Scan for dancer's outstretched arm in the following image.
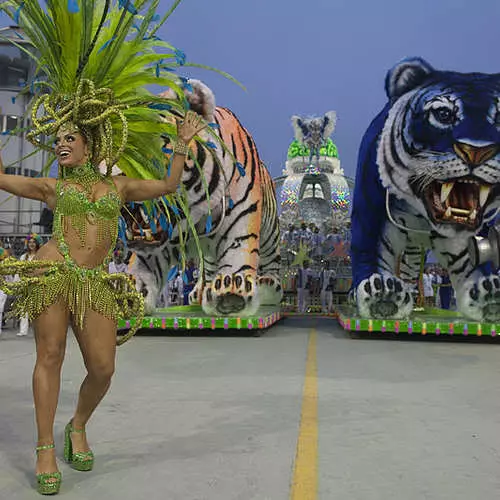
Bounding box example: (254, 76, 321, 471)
(0, 150, 55, 204)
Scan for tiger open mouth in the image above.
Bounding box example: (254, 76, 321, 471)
(424, 178, 493, 229)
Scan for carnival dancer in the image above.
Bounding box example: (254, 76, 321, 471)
(17, 233, 43, 336)
(0, 1, 210, 495)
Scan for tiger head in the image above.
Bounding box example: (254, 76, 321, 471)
(378, 57, 500, 234)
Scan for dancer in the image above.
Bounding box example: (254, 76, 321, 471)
(0, 110, 204, 496)
(17, 233, 43, 336)
(0, 1, 209, 495)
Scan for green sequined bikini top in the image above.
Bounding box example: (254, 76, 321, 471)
(53, 162, 123, 269)
(57, 184, 122, 219)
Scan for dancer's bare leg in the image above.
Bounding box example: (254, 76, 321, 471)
(70, 310, 117, 455)
(33, 301, 70, 477)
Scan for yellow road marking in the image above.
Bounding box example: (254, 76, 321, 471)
(290, 328, 318, 500)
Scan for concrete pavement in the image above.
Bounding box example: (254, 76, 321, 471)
(0, 317, 499, 499)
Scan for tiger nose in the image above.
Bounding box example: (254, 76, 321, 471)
(453, 141, 499, 166)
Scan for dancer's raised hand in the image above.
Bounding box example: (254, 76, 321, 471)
(177, 110, 207, 144)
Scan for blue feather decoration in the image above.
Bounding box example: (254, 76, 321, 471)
(67, 0, 79, 14)
(162, 146, 173, 155)
(205, 214, 212, 233)
(167, 266, 178, 282)
(159, 212, 168, 231)
(236, 162, 246, 177)
(14, 2, 24, 24)
(118, 0, 138, 15)
(167, 223, 173, 239)
(118, 216, 127, 247)
(148, 103, 172, 111)
(229, 198, 234, 209)
(208, 122, 220, 129)
(205, 141, 217, 150)
(182, 272, 189, 284)
(98, 37, 116, 53)
(174, 49, 186, 66)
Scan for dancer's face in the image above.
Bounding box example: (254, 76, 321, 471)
(55, 126, 89, 167)
(27, 239, 37, 251)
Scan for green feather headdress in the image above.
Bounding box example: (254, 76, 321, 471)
(0, 0, 193, 178)
(0, 0, 245, 276)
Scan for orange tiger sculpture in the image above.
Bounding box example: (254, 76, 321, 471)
(125, 80, 282, 316)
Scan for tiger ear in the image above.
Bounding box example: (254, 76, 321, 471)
(385, 57, 434, 101)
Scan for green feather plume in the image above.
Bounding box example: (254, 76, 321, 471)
(0, 0, 198, 180)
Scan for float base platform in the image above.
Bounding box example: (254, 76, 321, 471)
(337, 306, 500, 338)
(118, 305, 283, 333)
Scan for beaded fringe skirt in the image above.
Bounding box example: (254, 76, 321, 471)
(0, 258, 144, 345)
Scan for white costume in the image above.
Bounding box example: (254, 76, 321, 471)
(320, 269, 336, 313)
(297, 267, 313, 313)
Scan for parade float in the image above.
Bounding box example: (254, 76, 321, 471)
(120, 80, 284, 335)
(276, 112, 354, 312)
(340, 57, 500, 338)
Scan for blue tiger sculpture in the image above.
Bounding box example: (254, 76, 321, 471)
(351, 57, 500, 321)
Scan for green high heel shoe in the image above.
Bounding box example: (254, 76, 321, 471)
(63, 420, 94, 471)
(35, 444, 62, 495)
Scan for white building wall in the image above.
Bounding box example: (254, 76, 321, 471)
(0, 28, 48, 236)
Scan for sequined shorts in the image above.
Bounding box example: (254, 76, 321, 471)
(0, 258, 143, 344)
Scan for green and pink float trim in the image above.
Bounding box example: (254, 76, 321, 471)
(337, 306, 500, 337)
(118, 305, 283, 332)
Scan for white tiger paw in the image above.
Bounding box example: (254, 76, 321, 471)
(136, 282, 158, 314)
(356, 273, 414, 319)
(257, 275, 282, 306)
(188, 280, 204, 306)
(202, 272, 259, 316)
(457, 275, 500, 322)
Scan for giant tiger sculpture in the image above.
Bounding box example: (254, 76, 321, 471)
(351, 57, 500, 322)
(125, 80, 282, 316)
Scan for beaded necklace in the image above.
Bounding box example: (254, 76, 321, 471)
(61, 161, 104, 196)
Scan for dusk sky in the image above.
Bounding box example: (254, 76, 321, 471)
(3, 0, 500, 180)
(159, 0, 500, 180)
